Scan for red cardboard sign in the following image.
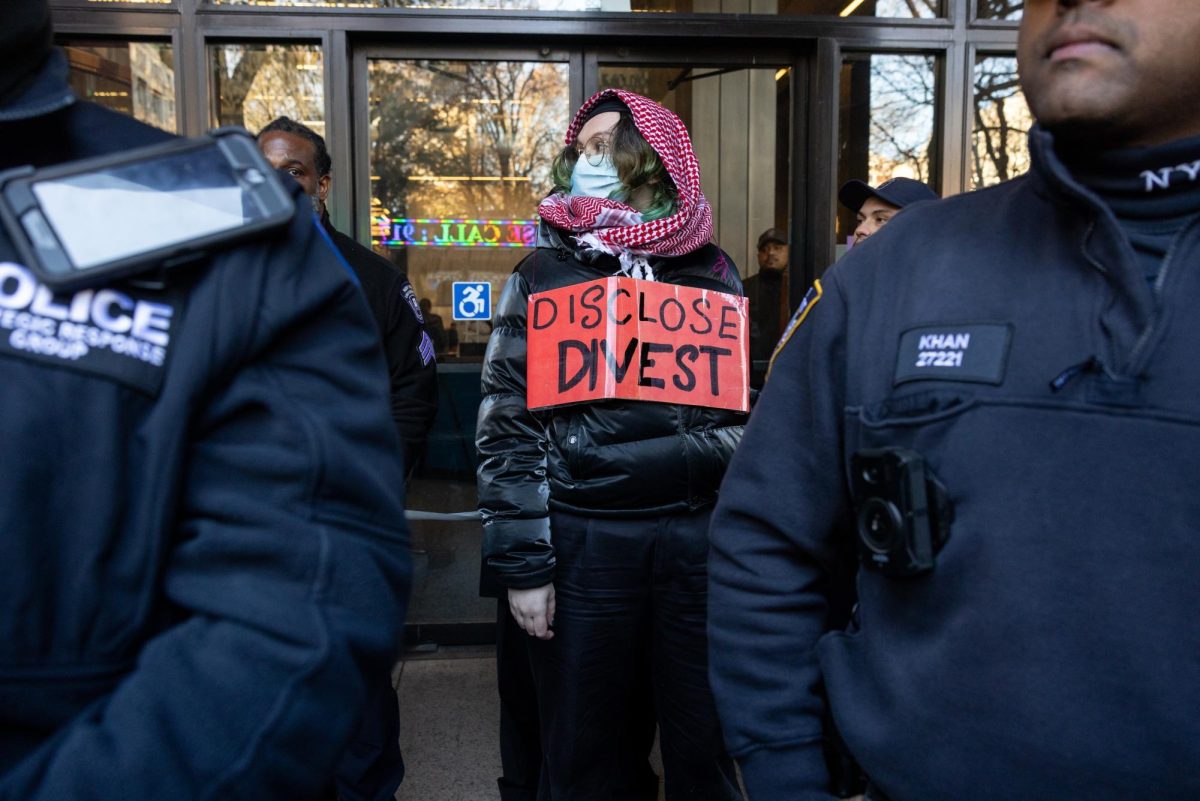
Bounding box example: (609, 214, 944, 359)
(527, 276, 749, 412)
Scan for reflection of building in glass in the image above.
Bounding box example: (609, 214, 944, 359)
(64, 43, 176, 133)
(131, 44, 176, 131)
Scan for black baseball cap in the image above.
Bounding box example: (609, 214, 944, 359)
(756, 227, 788, 250)
(838, 177, 939, 213)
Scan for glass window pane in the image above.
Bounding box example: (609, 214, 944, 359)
(368, 58, 569, 365)
(977, 0, 1021, 20)
(597, 64, 792, 387)
(62, 41, 177, 133)
(206, 0, 941, 15)
(837, 53, 939, 254)
(368, 58, 570, 632)
(208, 44, 324, 135)
(971, 55, 1031, 189)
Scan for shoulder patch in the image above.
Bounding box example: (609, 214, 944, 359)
(402, 280, 424, 323)
(765, 279, 822, 382)
(0, 261, 182, 395)
(418, 330, 436, 366)
(894, 323, 1011, 386)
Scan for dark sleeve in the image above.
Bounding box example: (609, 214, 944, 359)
(475, 267, 555, 590)
(1, 208, 412, 799)
(707, 273, 850, 801)
(381, 274, 439, 470)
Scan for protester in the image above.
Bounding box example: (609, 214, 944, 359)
(477, 89, 745, 801)
(0, 2, 411, 797)
(258, 116, 437, 479)
(743, 227, 790, 387)
(838, 177, 937, 246)
(709, 0, 1200, 799)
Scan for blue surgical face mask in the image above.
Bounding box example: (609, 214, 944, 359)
(570, 155, 622, 200)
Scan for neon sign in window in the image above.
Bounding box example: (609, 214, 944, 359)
(375, 217, 537, 248)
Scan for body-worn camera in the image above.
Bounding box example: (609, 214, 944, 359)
(850, 447, 952, 577)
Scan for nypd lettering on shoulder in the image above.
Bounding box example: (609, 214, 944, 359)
(894, 323, 1011, 386)
(0, 262, 180, 394)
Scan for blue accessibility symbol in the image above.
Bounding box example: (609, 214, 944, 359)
(452, 281, 491, 321)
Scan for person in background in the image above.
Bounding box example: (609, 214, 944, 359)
(258, 116, 437, 478)
(257, 117, 435, 801)
(419, 297, 449, 356)
(709, 0, 1200, 799)
(0, 3, 411, 798)
(742, 227, 790, 388)
(838, 177, 938, 246)
(477, 89, 745, 800)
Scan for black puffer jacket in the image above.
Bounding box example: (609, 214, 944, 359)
(477, 227, 746, 590)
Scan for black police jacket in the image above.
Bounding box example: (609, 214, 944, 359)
(708, 124, 1200, 801)
(323, 216, 438, 473)
(0, 52, 411, 798)
(477, 226, 746, 590)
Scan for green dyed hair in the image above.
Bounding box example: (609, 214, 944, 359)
(549, 113, 678, 221)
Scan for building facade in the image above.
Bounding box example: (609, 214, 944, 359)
(51, 0, 1027, 642)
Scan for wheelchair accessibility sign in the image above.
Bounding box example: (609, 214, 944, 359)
(452, 282, 492, 321)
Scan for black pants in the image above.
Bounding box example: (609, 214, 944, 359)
(498, 600, 659, 801)
(531, 509, 740, 801)
(334, 678, 405, 801)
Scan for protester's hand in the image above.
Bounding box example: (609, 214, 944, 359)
(508, 584, 556, 640)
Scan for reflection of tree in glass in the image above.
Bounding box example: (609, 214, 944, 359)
(976, 0, 1022, 21)
(867, 54, 936, 185)
(874, 0, 938, 17)
(971, 56, 1031, 188)
(367, 59, 568, 224)
(210, 45, 324, 135)
(369, 60, 569, 222)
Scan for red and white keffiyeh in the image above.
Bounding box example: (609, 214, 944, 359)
(537, 89, 714, 280)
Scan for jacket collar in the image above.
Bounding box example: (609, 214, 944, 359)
(1028, 124, 1159, 340)
(0, 49, 75, 123)
(1027, 124, 1116, 213)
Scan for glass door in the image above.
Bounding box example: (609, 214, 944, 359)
(354, 44, 808, 643)
(356, 47, 576, 642)
(590, 51, 799, 387)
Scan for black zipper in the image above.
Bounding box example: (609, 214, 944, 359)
(1123, 216, 1200, 377)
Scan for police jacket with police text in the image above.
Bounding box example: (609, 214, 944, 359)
(707, 126, 1200, 801)
(0, 52, 411, 799)
(477, 226, 746, 590)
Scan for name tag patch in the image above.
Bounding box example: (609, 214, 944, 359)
(0, 261, 181, 395)
(894, 323, 1011, 386)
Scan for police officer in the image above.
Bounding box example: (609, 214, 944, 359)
(708, 0, 1200, 799)
(0, 3, 411, 797)
(257, 116, 438, 478)
(743, 227, 790, 388)
(836, 177, 937, 247)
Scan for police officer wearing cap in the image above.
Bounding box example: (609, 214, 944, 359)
(838, 177, 938, 247)
(0, 3, 411, 797)
(743, 227, 790, 388)
(709, 0, 1200, 799)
